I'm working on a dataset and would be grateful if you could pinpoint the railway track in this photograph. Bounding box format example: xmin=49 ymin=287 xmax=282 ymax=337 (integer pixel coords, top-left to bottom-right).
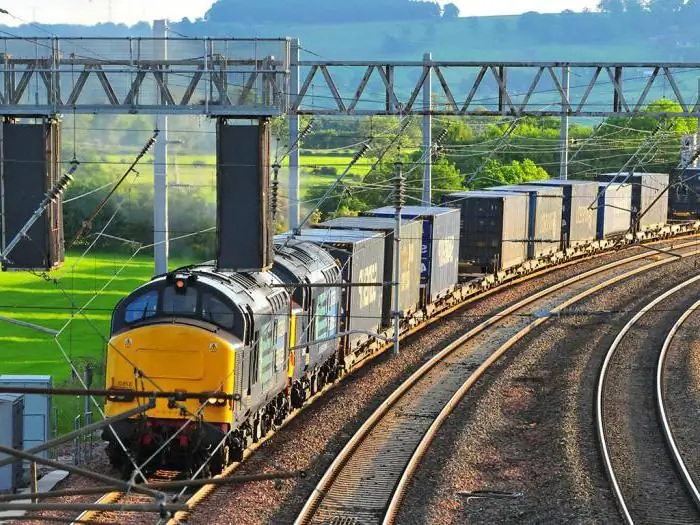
xmin=69 ymin=470 xmax=181 ymax=525
xmin=597 ymin=273 xmax=700 ymax=525
xmin=60 ymin=235 xmax=700 ymax=525
xmin=657 ymin=296 xmax=700 ymax=511
xmin=293 ymin=241 xmax=700 ymax=525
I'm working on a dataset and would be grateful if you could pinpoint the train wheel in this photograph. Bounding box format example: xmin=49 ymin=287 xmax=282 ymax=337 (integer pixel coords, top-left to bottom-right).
xmin=210 ymin=445 xmax=230 ymax=474
xmin=106 ymin=442 xmax=123 ymax=469
xmin=120 ymin=461 xmax=133 ymax=481
xmin=252 ymin=418 xmax=261 ymax=443
xmin=231 ymin=442 xmax=244 ymax=462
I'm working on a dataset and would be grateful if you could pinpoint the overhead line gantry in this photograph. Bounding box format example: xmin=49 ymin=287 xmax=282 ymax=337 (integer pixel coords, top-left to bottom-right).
xmin=0 ymin=35 xmax=698 ymax=273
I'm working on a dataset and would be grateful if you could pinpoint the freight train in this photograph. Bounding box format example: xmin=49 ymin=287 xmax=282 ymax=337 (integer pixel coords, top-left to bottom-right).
xmin=102 ymin=172 xmax=684 ymax=476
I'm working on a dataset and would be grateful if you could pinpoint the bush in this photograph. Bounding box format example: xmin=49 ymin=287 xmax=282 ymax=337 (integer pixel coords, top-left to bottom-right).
xmin=63 ymin=175 xmax=216 ymax=262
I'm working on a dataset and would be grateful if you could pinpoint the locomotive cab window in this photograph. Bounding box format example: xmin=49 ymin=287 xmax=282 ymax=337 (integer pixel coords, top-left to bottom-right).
xmin=163 ymin=286 xmax=198 ymax=316
xmin=202 ymin=292 xmax=235 ymax=329
xmin=124 ymin=290 xmax=158 ymax=324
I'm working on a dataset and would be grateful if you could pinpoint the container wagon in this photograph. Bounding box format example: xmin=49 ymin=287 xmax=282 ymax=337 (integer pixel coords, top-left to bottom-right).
xmin=275 ymin=229 xmax=385 ymax=353
xmin=525 ymin=180 xmax=598 ymax=248
xmin=598 ymin=173 xmax=669 ymax=232
xmin=313 ymin=216 xmax=422 ymax=327
xmin=442 ymin=190 xmax=529 ymax=272
xmin=362 ymin=206 xmax=460 ymax=305
xmin=595 ymin=182 xmax=633 ymax=239
xmin=485 ymin=185 xmax=564 ymax=259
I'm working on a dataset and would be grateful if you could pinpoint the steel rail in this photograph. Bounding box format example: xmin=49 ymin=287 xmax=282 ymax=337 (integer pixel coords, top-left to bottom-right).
xmin=295 ymin=242 xmax=700 ymax=525
xmin=70 ymin=470 xmax=184 ymax=525
xmin=596 ymin=273 xmax=700 ymax=525
xmin=167 ymin=236 xmax=691 ymax=524
xmin=69 ymin=491 xmax=137 ymax=525
xmin=657 ymin=297 xmax=700 ymax=508
xmin=72 ymin=230 xmax=700 ymax=525
xmin=165 ymin=232 xmax=700 ymax=524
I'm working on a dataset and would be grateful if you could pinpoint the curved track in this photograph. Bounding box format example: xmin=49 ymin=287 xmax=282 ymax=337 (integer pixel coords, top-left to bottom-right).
xmin=597 ymin=273 xmax=700 ymax=525
xmin=657 ymin=297 xmax=700 ymax=512
xmin=294 ymin=241 xmax=700 ymax=525
xmin=62 ymin=235 xmax=700 ymax=525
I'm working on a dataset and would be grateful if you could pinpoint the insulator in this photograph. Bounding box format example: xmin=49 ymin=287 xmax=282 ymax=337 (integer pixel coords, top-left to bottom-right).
xmin=271 ymin=165 xmax=280 ymax=221
xmin=435 ymin=127 xmax=450 ymax=145
xmin=394 ymin=175 xmax=406 ymax=208
xmin=46 ymin=171 xmax=76 ymax=202
xmin=353 ymin=143 xmax=370 ymax=163
xmin=141 ymin=133 xmax=158 ymax=156
xmin=299 ymin=122 xmax=314 ymax=139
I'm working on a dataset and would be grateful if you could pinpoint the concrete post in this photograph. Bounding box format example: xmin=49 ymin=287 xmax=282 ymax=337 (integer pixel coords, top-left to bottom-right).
xmin=696 ymin=78 xmax=700 ymax=168
xmin=289 ymin=38 xmax=301 ymax=230
xmin=559 ymin=65 xmax=570 ymax=180
xmin=393 ymin=163 xmax=404 ymax=356
xmin=153 ymin=20 xmax=169 ymax=274
xmin=422 ymin=52 xmax=432 ymax=205
xmin=0 ymin=120 xmax=5 ymax=253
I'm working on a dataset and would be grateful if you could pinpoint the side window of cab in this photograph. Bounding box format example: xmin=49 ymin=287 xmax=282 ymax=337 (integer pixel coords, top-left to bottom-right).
xmin=124 ymin=290 xmax=158 ymax=324
xmin=201 ymin=292 xmax=235 ymax=329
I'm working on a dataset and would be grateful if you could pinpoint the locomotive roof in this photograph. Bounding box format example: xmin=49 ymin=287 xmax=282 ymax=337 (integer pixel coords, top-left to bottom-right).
xmin=152 ymin=265 xmax=288 ymax=316
xmin=272 ymin=239 xmax=341 ymax=288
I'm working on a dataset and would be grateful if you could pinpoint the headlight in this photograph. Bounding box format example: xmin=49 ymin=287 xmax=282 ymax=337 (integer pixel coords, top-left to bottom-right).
xmin=107 ymin=389 xmax=135 ymax=402
xmin=200 ymin=393 xmax=227 ymax=407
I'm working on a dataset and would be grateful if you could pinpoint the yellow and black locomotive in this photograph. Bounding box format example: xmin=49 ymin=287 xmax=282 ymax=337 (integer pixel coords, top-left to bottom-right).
xmin=104 ymin=239 xmax=342 ymax=474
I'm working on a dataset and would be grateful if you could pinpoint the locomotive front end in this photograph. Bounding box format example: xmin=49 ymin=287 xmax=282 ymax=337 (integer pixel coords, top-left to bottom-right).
xmin=103 ymin=273 xmax=241 ymax=474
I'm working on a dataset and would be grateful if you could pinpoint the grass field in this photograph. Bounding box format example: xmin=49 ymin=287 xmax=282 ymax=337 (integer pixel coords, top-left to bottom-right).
xmin=98 ymin=152 xmax=363 ymax=200
xmin=0 ymin=252 xmax=179 ymax=432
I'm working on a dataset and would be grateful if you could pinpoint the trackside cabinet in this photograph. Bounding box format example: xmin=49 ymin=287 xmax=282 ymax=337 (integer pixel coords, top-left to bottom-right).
xmin=0 ymin=375 xmax=52 ymax=458
xmin=0 ymin=394 xmax=24 ymax=493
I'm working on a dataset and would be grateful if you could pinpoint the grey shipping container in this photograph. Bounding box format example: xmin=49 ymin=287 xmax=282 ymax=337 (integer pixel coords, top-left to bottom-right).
xmin=275 ymin=229 xmax=385 ymax=352
xmin=595 ymin=182 xmax=633 ymax=238
xmin=442 ymin=191 xmax=529 ymax=271
xmin=314 ymin=217 xmax=422 ymax=326
xmin=598 ymin=173 xmax=669 ymax=231
xmin=526 ymin=180 xmax=598 ymax=247
xmin=363 ymin=206 xmax=459 ymax=303
xmin=485 ymin=185 xmax=563 ymax=259
xmin=0 ymin=394 xmax=24 ymax=493
xmin=0 ymin=375 xmax=52 ymax=457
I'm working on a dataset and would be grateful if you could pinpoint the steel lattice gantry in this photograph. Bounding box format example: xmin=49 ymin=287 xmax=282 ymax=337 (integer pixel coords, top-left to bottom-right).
xmin=0 ymin=37 xmax=291 ymax=116
xmin=292 ymin=61 xmax=700 ymax=117
xmin=0 ymin=37 xmax=698 ymax=117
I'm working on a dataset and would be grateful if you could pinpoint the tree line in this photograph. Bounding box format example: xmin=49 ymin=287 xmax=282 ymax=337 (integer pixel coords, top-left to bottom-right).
xmin=60 ymin=98 xmax=695 ymax=258
xmin=205 ymin=0 xmax=460 ymax=24
xmin=303 ymin=99 xmax=696 ymax=221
